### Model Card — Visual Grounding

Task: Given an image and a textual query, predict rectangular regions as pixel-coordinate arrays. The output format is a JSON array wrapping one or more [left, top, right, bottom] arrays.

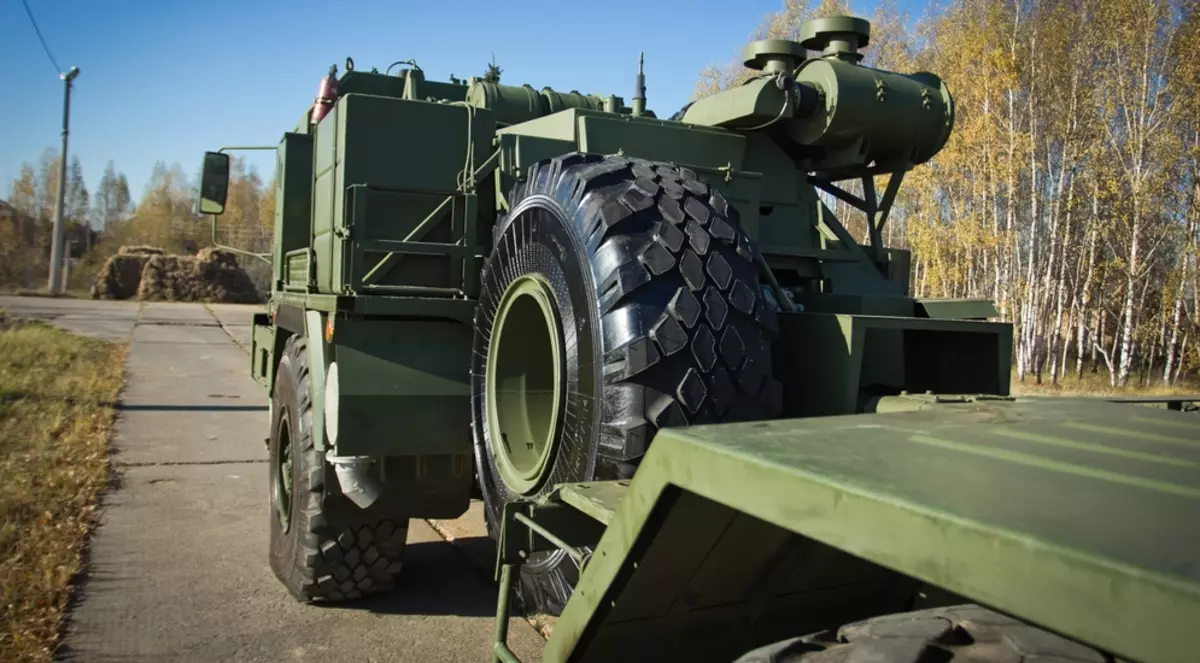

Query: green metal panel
[[250, 316, 275, 389], [774, 312, 1012, 417], [312, 103, 340, 292], [273, 132, 313, 288], [916, 298, 1000, 320], [497, 133, 577, 177], [323, 94, 495, 297], [545, 398, 1200, 663], [270, 291, 477, 322], [327, 317, 473, 456], [577, 111, 747, 172], [336, 69, 406, 99], [496, 109, 581, 142], [304, 310, 328, 452]]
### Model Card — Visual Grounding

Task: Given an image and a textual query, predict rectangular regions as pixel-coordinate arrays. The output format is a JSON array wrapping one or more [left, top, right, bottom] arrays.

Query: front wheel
[[268, 335, 409, 602], [469, 153, 783, 616]]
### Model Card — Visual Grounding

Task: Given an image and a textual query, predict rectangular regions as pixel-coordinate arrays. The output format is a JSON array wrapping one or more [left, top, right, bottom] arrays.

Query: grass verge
[[1010, 366, 1200, 397], [0, 310, 126, 663]]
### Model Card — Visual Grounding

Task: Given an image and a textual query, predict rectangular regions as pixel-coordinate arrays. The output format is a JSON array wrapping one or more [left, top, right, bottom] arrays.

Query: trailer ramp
[[494, 397, 1200, 663]]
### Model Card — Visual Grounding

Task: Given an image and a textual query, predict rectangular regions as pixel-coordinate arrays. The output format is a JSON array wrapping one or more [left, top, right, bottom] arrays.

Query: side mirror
[[198, 151, 230, 215]]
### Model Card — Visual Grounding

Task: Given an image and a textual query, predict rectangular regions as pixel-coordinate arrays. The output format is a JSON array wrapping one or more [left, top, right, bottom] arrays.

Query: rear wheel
[[470, 153, 783, 616], [268, 335, 409, 602], [734, 604, 1118, 663]]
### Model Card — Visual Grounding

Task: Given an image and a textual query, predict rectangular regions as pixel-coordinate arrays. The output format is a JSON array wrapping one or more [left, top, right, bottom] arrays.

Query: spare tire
[[469, 152, 783, 616]]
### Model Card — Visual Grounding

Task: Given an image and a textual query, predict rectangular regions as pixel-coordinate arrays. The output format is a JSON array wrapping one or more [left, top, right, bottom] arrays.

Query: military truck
[[197, 16, 1199, 662]]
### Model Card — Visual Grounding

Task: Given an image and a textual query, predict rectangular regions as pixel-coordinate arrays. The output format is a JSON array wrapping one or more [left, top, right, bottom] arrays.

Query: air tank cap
[[799, 16, 871, 62], [742, 39, 808, 75]]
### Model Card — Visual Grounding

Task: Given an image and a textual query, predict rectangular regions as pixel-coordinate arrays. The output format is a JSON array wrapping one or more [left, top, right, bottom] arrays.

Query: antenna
[[632, 52, 646, 117], [484, 53, 502, 83]]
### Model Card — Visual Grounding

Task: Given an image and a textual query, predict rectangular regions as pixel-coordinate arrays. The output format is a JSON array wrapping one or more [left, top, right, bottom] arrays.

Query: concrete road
[[0, 296, 545, 662]]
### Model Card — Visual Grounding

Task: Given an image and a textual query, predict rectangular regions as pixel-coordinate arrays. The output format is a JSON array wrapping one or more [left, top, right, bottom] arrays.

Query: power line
[[19, 0, 63, 74]]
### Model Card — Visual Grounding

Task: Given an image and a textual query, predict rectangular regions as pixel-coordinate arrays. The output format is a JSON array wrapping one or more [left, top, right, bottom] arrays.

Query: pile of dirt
[[90, 245, 262, 304], [117, 246, 165, 256], [91, 252, 157, 300]]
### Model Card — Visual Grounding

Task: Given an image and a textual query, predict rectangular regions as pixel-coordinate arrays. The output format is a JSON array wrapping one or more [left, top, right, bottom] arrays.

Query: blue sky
[[3, 0, 896, 217]]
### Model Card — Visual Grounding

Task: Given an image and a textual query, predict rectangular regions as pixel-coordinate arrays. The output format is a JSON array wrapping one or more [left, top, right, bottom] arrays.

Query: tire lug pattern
[[703, 286, 728, 330], [661, 180, 686, 200], [676, 368, 708, 414], [709, 366, 736, 416], [684, 197, 711, 226], [639, 241, 676, 276], [620, 187, 654, 212], [691, 325, 718, 372], [685, 220, 711, 255], [733, 604, 1115, 663], [631, 163, 656, 181], [633, 177, 661, 198], [680, 250, 706, 291], [650, 314, 688, 357], [655, 221, 685, 253], [658, 197, 685, 225], [649, 396, 688, 428], [710, 215, 736, 244], [707, 252, 733, 291], [668, 288, 701, 329], [729, 280, 757, 315], [471, 152, 784, 618], [737, 354, 768, 397], [719, 327, 746, 370]]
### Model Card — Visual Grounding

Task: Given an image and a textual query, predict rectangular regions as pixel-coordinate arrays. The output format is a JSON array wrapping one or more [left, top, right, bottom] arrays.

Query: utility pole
[[47, 65, 80, 294]]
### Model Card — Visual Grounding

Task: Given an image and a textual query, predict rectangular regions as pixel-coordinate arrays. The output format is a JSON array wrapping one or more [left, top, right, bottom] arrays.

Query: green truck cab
[[197, 16, 1200, 662]]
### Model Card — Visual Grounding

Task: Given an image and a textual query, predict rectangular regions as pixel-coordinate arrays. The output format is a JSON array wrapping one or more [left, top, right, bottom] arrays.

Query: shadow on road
[[115, 404, 268, 412], [321, 537, 503, 618]]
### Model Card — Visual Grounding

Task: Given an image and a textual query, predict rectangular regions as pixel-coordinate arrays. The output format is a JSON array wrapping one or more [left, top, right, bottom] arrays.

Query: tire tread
[[733, 604, 1117, 663]]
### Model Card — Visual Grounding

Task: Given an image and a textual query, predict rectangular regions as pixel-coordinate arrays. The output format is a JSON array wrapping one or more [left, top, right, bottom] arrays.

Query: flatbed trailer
[[495, 396, 1200, 663]]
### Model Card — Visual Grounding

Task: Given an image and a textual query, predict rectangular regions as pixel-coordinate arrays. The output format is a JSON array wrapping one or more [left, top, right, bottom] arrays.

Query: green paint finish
[[304, 310, 328, 452], [309, 93, 495, 298], [485, 275, 563, 495], [555, 482, 629, 527], [272, 132, 313, 289], [327, 317, 472, 456], [774, 312, 1012, 417], [916, 298, 1000, 320], [577, 112, 747, 173], [250, 317, 275, 389], [544, 398, 1200, 663]]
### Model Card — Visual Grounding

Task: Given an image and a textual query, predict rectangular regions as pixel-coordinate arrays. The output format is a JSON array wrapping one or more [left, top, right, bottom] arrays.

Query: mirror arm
[[208, 146, 277, 263]]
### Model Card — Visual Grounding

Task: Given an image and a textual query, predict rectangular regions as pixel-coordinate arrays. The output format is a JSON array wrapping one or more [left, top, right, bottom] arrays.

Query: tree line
[[2, 151, 275, 292], [696, 0, 1200, 388]]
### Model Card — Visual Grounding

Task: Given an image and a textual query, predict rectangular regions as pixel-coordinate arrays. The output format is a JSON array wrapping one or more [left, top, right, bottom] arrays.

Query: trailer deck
[[496, 397, 1200, 663]]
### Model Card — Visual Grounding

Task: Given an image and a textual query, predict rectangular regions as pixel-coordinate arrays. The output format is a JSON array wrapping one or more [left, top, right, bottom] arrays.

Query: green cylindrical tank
[[466, 80, 610, 125], [788, 58, 954, 173], [466, 81, 546, 125], [540, 88, 605, 115]]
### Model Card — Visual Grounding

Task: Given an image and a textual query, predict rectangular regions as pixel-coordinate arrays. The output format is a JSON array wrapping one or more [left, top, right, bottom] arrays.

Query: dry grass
[[1010, 367, 1200, 398], [0, 290, 87, 300], [0, 311, 126, 663]]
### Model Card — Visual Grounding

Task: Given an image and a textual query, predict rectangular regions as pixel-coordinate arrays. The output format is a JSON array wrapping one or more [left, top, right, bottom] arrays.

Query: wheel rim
[[274, 413, 293, 531], [485, 274, 564, 495]]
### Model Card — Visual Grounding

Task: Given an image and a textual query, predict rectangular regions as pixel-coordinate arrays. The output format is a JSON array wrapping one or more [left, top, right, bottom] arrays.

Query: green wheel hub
[[485, 275, 564, 495], [274, 413, 293, 531]]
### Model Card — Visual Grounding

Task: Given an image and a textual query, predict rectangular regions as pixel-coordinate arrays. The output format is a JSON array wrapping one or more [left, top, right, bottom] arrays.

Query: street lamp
[[47, 65, 80, 294]]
